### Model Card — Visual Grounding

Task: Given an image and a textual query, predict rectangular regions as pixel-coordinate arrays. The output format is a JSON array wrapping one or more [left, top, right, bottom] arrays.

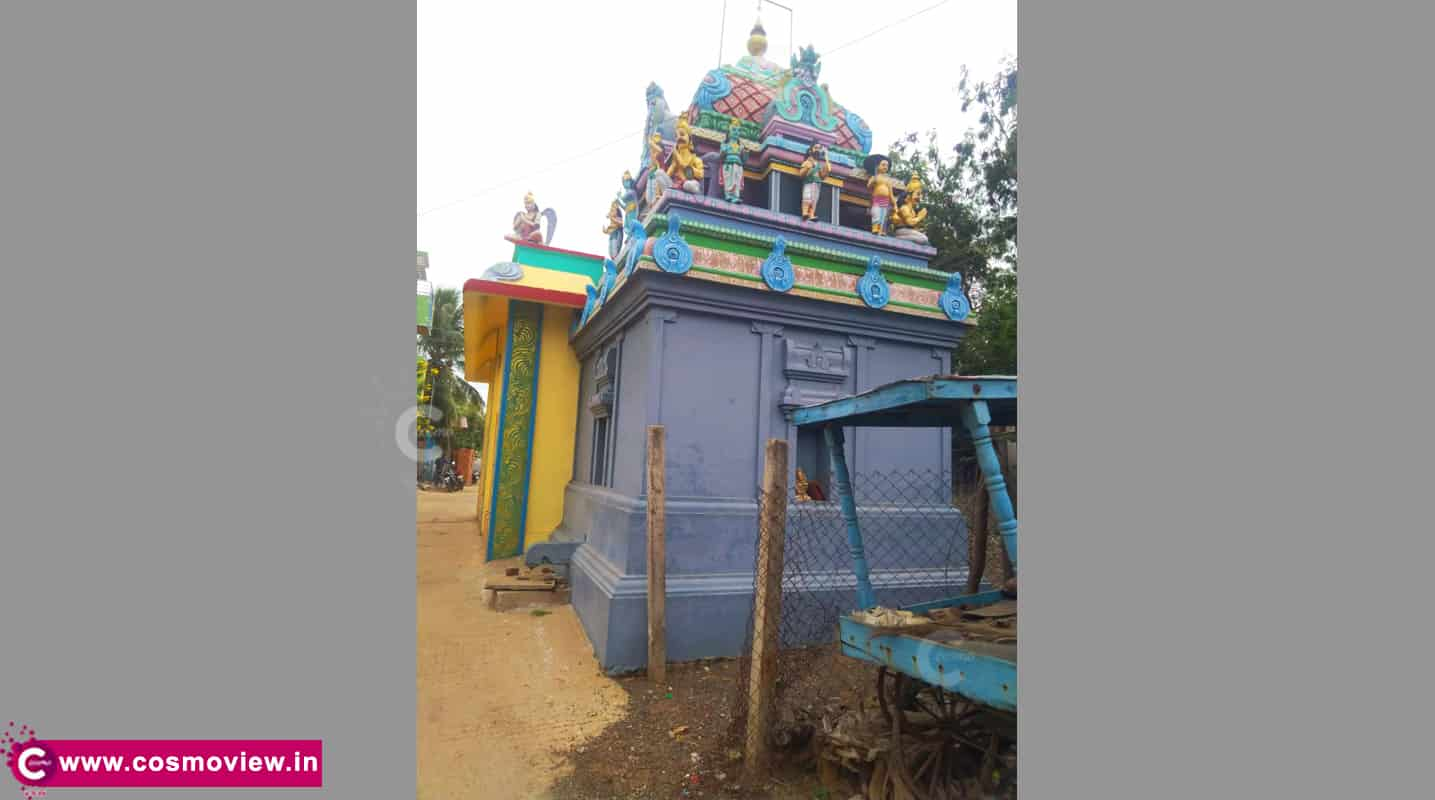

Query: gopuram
[[463, 21, 974, 672]]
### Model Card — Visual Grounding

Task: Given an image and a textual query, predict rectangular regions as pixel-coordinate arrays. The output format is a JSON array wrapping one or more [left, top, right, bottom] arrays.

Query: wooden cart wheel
[[876, 667, 903, 723], [887, 674, 1015, 799]]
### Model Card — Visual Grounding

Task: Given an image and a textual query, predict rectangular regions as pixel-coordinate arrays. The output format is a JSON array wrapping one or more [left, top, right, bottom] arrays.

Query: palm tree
[[418, 287, 484, 458]]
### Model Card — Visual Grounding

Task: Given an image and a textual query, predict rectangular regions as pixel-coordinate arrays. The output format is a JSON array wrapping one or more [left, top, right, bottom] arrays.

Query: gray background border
[[1, 2, 414, 798], [1022, 1, 1431, 796], [3, 1, 1432, 798]]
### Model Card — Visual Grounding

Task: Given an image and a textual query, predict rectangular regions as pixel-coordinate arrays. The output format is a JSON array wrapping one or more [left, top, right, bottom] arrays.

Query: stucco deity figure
[[864, 157, 900, 235], [512, 192, 555, 244], [798, 142, 832, 222], [646, 133, 672, 208], [891, 174, 930, 243], [645, 83, 679, 141], [720, 118, 745, 203], [667, 117, 704, 194], [603, 199, 624, 260], [620, 171, 638, 219]]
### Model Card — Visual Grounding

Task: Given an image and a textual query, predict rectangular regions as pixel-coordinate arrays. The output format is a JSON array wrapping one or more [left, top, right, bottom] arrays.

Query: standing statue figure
[[720, 118, 745, 203], [645, 84, 679, 139], [645, 133, 672, 208], [798, 142, 832, 222], [891, 174, 931, 243], [864, 156, 900, 235], [603, 199, 624, 261], [667, 117, 704, 194], [513, 191, 557, 244], [641, 82, 680, 166], [620, 171, 638, 219]]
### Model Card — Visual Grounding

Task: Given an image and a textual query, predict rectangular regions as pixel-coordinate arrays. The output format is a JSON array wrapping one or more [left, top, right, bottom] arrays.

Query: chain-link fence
[[726, 459, 1014, 784]]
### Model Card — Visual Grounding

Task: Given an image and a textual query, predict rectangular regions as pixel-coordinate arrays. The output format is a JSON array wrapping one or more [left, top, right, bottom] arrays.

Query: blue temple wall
[[546, 268, 968, 672]]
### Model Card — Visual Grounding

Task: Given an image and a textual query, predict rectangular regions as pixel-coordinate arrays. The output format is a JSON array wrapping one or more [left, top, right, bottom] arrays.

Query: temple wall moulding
[[589, 344, 620, 418], [783, 338, 848, 384]]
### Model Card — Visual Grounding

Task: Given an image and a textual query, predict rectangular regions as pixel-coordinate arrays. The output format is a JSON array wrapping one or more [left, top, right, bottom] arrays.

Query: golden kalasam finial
[[747, 19, 768, 57]]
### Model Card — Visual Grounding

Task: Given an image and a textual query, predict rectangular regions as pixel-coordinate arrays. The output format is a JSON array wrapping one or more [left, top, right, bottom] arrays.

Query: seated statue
[[513, 192, 546, 244], [891, 174, 930, 243], [667, 117, 704, 194]]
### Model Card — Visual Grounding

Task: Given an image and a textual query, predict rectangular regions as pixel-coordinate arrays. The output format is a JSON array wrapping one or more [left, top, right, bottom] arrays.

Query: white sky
[[418, 0, 1016, 397]]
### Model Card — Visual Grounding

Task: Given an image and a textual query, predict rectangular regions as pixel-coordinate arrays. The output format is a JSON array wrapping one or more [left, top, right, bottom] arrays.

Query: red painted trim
[[464, 279, 585, 308]]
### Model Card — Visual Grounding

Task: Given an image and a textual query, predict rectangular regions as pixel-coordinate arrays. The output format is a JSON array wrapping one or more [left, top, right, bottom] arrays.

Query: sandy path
[[418, 484, 627, 800]]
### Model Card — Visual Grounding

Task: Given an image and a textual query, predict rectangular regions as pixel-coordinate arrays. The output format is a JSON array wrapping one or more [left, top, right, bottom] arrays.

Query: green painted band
[[513, 245, 605, 281], [685, 265, 940, 315], [647, 213, 947, 286]]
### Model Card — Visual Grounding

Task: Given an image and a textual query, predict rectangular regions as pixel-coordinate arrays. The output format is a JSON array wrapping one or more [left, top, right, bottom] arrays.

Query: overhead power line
[[417, 127, 643, 218], [827, 0, 953, 55], [418, 0, 956, 219]]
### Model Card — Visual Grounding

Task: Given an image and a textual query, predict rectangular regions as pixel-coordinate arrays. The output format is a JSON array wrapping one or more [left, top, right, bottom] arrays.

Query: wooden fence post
[[647, 425, 667, 684], [966, 476, 991, 594], [745, 438, 789, 779]]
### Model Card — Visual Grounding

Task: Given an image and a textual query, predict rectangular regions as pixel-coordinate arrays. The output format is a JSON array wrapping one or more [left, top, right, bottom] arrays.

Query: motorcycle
[[435, 458, 464, 492]]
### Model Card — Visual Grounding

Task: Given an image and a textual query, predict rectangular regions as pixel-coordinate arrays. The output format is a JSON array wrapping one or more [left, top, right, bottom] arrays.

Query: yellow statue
[[892, 174, 928, 229], [795, 468, 811, 502], [603, 199, 623, 235], [865, 159, 901, 235], [666, 117, 705, 193], [603, 199, 624, 261]]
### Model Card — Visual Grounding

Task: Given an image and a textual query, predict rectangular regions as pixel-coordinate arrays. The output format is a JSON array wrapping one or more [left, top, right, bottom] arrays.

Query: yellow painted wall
[[475, 320, 507, 527], [465, 292, 580, 552], [523, 306, 580, 547]]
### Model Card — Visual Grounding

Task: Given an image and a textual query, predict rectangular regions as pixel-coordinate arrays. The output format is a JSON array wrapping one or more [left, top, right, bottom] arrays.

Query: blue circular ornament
[[761, 236, 795, 293]]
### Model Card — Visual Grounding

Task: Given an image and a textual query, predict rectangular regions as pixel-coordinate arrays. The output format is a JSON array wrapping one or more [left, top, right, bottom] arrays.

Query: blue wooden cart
[[792, 375, 1017, 799]]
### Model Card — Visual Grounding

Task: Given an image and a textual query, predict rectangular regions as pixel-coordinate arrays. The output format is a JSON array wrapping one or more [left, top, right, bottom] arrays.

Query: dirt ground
[[418, 483, 841, 800], [418, 483, 630, 800]]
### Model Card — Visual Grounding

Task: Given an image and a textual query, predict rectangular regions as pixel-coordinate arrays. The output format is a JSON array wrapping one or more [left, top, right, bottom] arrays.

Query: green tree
[[418, 286, 484, 455], [886, 58, 1016, 374]]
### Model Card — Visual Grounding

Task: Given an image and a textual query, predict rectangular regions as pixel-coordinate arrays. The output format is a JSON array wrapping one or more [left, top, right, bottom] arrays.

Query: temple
[[463, 22, 974, 672]]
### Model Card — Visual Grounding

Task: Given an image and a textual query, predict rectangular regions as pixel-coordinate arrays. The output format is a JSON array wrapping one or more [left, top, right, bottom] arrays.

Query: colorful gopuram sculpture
[[603, 199, 624, 261], [891, 173, 930, 243], [720, 117, 745, 203], [619, 171, 638, 219], [512, 192, 556, 245], [798, 142, 831, 221], [864, 156, 900, 235], [645, 133, 670, 208], [666, 117, 704, 194]]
